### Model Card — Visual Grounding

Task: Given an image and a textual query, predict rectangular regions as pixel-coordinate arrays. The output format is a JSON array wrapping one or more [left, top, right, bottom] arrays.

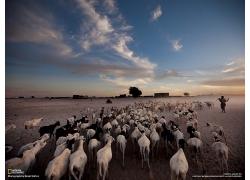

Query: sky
[[4, 0, 245, 98]]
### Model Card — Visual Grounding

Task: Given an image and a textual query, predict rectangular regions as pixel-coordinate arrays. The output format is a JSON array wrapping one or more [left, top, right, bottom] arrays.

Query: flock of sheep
[[5, 100, 229, 180]]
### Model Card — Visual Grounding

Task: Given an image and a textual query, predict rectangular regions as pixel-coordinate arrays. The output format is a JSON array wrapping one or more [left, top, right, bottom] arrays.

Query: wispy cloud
[[5, 2, 73, 57], [155, 70, 182, 80], [150, 5, 162, 21], [202, 78, 245, 86], [75, 0, 157, 85], [198, 57, 245, 88], [6, 0, 157, 87], [103, 0, 118, 14], [195, 70, 206, 75], [100, 74, 152, 86], [226, 61, 235, 66], [170, 39, 183, 51]]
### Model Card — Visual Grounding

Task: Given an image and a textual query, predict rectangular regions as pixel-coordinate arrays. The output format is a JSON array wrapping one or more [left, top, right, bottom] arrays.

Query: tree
[[184, 92, 190, 96], [129, 87, 142, 98]]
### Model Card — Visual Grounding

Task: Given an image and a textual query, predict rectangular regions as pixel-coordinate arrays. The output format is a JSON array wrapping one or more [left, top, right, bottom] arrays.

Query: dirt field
[[5, 95, 245, 180]]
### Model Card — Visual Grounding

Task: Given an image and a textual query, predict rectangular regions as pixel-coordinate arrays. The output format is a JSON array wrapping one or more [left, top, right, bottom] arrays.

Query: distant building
[[154, 93, 169, 98], [73, 95, 88, 99]]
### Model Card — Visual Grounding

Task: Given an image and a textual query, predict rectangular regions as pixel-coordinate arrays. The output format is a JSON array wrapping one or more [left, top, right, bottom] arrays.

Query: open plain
[[5, 95, 245, 180]]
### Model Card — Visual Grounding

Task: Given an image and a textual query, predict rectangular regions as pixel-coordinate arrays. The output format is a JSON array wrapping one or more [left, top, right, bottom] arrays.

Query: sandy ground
[[5, 95, 245, 180]]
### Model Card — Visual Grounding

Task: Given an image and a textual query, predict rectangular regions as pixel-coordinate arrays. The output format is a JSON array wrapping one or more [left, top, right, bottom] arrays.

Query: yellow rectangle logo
[[8, 169, 12, 174]]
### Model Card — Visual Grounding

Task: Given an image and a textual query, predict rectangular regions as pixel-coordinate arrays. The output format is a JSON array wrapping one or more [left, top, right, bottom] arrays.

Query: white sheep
[[97, 136, 115, 180], [207, 122, 226, 143], [129, 119, 135, 129], [102, 129, 111, 147], [138, 130, 150, 169], [102, 122, 112, 134], [173, 129, 184, 149], [187, 137, 206, 173], [68, 136, 87, 180], [86, 129, 96, 142], [6, 140, 47, 174], [111, 119, 118, 129], [211, 136, 229, 173], [114, 125, 121, 139], [80, 122, 92, 135], [186, 118, 198, 130], [45, 148, 71, 180], [5, 124, 16, 133], [116, 128, 128, 167], [56, 133, 74, 146], [131, 127, 142, 151], [18, 118, 44, 139], [149, 124, 160, 161], [169, 148, 189, 180], [16, 133, 49, 157], [54, 133, 79, 157], [67, 116, 76, 124], [172, 112, 180, 122], [88, 138, 101, 168]]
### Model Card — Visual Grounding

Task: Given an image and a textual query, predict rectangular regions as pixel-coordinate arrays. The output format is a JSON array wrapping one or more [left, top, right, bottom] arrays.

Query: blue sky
[[5, 0, 245, 98]]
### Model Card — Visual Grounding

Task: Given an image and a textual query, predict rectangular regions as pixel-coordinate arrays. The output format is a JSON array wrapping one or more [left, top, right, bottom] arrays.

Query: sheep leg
[[97, 162, 99, 180], [102, 164, 108, 180], [116, 142, 119, 160], [171, 169, 177, 180], [49, 138, 54, 151], [221, 158, 224, 173], [69, 166, 78, 180], [94, 146, 98, 169], [218, 158, 222, 173], [165, 140, 169, 157], [156, 140, 159, 155], [122, 145, 126, 168], [17, 129, 27, 140], [224, 158, 228, 173], [79, 168, 84, 180], [140, 147, 144, 168], [180, 172, 186, 180], [88, 151, 91, 172], [146, 148, 150, 169]]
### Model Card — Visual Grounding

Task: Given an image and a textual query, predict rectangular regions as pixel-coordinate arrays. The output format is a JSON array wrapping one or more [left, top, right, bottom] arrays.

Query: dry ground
[[5, 95, 245, 180]]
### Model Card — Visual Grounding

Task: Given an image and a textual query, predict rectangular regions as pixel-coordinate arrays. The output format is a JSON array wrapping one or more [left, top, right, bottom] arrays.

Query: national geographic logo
[[7, 169, 24, 175]]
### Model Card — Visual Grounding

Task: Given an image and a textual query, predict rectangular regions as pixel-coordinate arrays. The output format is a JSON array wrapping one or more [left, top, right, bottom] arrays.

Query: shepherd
[[217, 96, 229, 113]]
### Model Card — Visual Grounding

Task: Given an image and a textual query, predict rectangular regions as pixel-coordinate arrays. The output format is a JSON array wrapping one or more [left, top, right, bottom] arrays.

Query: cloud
[[187, 80, 194, 82], [119, 25, 133, 31], [150, 5, 162, 21], [103, 0, 118, 14], [195, 70, 206, 75], [100, 74, 152, 87], [6, 0, 157, 88], [170, 39, 183, 51], [155, 70, 182, 80], [202, 78, 245, 86], [222, 63, 244, 74], [5, 2, 73, 57], [76, 0, 157, 77], [112, 35, 157, 71], [226, 61, 235, 66]]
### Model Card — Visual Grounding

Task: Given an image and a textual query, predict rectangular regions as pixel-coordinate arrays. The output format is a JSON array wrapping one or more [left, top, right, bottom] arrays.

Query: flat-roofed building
[[154, 93, 169, 98]]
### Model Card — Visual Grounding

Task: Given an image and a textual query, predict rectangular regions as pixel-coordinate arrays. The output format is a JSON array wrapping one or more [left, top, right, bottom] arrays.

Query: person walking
[[217, 96, 229, 113]]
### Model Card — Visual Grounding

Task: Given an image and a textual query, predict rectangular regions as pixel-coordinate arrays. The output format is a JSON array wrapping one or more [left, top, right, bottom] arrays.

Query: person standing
[[217, 96, 229, 113]]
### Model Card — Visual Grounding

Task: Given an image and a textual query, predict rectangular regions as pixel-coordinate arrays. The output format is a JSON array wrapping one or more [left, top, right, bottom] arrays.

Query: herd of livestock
[[5, 100, 229, 180]]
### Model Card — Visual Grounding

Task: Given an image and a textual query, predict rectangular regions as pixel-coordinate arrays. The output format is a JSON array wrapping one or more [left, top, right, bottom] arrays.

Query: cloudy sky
[[5, 0, 245, 98]]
